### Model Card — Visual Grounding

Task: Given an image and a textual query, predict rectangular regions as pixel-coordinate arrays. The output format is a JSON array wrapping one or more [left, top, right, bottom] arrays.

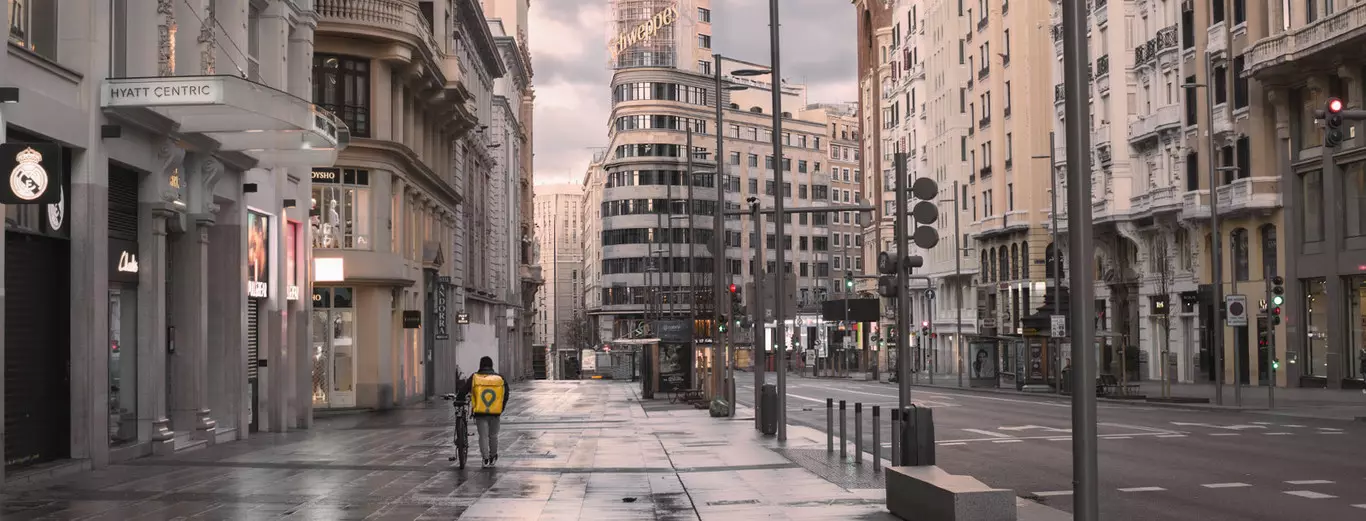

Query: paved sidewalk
[[0, 381, 908, 520]]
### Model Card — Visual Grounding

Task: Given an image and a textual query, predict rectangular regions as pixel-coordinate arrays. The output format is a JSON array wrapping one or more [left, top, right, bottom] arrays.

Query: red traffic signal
[[728, 283, 738, 293], [1329, 97, 1344, 113]]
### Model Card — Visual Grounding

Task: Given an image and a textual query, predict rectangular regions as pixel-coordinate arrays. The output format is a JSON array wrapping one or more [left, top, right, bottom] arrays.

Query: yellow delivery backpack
[[471, 373, 506, 415]]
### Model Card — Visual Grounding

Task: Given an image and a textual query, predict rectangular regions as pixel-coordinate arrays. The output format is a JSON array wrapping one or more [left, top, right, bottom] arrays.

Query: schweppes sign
[[612, 3, 679, 58]]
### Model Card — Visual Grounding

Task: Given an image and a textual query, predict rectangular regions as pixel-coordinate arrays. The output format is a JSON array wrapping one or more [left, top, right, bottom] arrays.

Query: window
[[613, 83, 708, 105], [698, 7, 710, 22], [1007, 183, 1014, 210], [1184, 75, 1198, 126], [110, 0, 128, 77], [247, 5, 261, 80], [729, 151, 741, 165], [8, 0, 58, 60], [699, 60, 712, 75], [1213, 0, 1225, 23], [1186, 151, 1200, 191], [1303, 170, 1325, 243], [1234, 0, 1247, 24], [311, 168, 373, 250], [698, 34, 712, 49], [748, 153, 759, 167], [1230, 228, 1250, 281], [1235, 136, 1251, 179], [1305, 278, 1327, 376], [1260, 224, 1278, 277], [313, 54, 372, 138], [1306, 0, 1318, 23], [1213, 66, 1228, 105], [1004, 81, 1012, 114], [1345, 161, 1366, 237]]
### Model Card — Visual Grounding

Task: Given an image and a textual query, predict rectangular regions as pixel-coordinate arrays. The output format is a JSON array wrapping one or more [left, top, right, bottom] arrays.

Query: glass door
[[311, 287, 356, 408]]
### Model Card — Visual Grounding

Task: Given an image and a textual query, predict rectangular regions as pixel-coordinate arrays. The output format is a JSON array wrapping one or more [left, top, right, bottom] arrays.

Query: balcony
[[1245, 1, 1366, 77], [1096, 144, 1112, 166], [1215, 176, 1282, 213], [980, 116, 991, 128], [1181, 190, 1211, 220], [1054, 83, 1066, 105], [1212, 103, 1233, 136], [316, 0, 445, 69], [979, 66, 990, 80], [1094, 0, 1108, 26], [1129, 185, 1181, 215], [978, 16, 988, 31], [1095, 55, 1111, 93], [1053, 24, 1065, 56], [1207, 21, 1228, 56], [1134, 26, 1179, 68], [1127, 104, 1182, 144]]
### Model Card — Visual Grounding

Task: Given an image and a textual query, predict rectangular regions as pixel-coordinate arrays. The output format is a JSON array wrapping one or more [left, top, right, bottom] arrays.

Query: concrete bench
[[886, 465, 1018, 521]]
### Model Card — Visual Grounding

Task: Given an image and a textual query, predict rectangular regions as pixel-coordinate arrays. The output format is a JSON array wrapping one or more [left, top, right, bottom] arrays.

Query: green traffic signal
[[1271, 295, 1284, 306], [1272, 359, 1280, 371]]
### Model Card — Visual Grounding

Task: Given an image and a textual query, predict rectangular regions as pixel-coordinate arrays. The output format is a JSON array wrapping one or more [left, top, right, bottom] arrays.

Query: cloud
[[529, 0, 857, 186]]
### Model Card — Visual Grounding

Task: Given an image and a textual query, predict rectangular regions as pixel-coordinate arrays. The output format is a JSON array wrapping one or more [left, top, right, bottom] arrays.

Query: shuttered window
[[247, 299, 260, 380]]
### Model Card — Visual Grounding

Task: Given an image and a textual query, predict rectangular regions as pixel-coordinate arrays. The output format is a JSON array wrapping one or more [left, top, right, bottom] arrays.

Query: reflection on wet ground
[[1, 381, 895, 520]]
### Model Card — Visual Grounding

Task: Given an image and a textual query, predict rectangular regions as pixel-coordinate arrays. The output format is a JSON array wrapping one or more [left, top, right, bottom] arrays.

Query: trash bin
[[760, 384, 778, 435]]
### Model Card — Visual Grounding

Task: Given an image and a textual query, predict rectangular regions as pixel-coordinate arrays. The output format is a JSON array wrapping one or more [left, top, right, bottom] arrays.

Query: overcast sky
[[528, 0, 857, 186]]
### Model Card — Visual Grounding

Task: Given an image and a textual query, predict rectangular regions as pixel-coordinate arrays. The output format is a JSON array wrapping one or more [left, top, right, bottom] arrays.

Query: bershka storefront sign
[[102, 79, 225, 107], [0, 143, 64, 204], [247, 210, 271, 298]]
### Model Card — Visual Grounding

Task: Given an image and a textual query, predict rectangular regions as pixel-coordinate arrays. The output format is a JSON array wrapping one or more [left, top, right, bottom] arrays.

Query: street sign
[[1225, 294, 1248, 327], [1050, 315, 1066, 338]]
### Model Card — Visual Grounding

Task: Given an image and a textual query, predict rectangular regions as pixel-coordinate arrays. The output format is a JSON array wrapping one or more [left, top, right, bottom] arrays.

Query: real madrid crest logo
[[47, 186, 64, 231], [10, 147, 48, 201]]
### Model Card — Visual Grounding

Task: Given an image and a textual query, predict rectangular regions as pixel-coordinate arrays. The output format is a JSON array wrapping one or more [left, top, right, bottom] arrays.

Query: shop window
[[1346, 161, 1366, 238], [1350, 276, 1366, 381], [1304, 278, 1328, 377], [311, 168, 372, 249], [313, 54, 371, 138], [8, 0, 58, 60], [1302, 170, 1325, 243]]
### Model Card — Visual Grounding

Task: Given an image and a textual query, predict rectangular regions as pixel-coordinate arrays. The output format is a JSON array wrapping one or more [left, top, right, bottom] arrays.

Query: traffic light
[[920, 320, 931, 336], [1324, 97, 1345, 148], [877, 252, 899, 297], [844, 271, 855, 291], [1272, 358, 1280, 371], [718, 319, 728, 333], [1270, 275, 1284, 326], [910, 178, 941, 249]]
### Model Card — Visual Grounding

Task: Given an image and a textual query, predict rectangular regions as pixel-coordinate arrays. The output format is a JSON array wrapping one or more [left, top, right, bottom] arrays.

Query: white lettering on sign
[[102, 79, 225, 107], [117, 251, 139, 273], [248, 281, 269, 298], [611, 3, 679, 59], [287, 286, 300, 301]]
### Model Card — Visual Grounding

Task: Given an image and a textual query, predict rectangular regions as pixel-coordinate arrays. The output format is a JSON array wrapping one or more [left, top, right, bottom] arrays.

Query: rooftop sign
[[611, 3, 679, 59]]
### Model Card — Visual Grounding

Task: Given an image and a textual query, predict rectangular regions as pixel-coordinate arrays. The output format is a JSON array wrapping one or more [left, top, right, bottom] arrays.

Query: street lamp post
[[765, 0, 792, 442], [1182, 57, 1231, 407]]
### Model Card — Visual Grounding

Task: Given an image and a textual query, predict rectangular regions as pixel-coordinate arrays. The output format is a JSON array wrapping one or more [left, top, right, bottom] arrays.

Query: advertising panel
[[247, 210, 270, 298], [286, 221, 300, 300]]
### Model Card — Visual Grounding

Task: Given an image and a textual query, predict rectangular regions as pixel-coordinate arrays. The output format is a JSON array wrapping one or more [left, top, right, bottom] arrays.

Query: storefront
[[311, 287, 357, 408], [1347, 276, 1366, 387], [107, 164, 141, 447], [246, 209, 271, 431], [1, 133, 72, 470]]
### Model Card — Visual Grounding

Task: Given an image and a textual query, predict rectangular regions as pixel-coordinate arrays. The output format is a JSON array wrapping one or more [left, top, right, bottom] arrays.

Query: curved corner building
[[585, 0, 839, 373]]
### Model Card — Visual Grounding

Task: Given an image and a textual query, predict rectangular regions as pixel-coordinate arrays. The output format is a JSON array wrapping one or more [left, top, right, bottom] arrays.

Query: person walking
[[457, 356, 509, 468]]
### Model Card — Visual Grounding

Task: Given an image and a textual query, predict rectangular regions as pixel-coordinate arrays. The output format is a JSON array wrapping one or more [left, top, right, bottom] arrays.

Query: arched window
[[1010, 243, 1020, 280], [981, 250, 989, 281], [1045, 243, 1064, 278], [1021, 241, 1030, 280], [1231, 228, 1250, 281], [989, 248, 998, 282], [999, 247, 1009, 283], [1259, 224, 1277, 278]]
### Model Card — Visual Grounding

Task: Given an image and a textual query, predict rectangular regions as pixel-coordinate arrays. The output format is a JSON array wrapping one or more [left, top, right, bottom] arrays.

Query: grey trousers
[[475, 416, 501, 458]]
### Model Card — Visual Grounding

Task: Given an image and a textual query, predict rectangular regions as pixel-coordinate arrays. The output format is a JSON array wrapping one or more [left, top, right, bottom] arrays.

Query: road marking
[[992, 439, 1023, 444], [1102, 436, 1133, 440], [1118, 487, 1166, 493], [1034, 491, 1073, 497], [999, 425, 1070, 433], [1283, 490, 1337, 499], [1318, 427, 1343, 432], [933, 431, 1166, 443], [1352, 504, 1366, 509], [1171, 422, 1267, 430], [1319, 431, 1345, 435], [962, 428, 1014, 438], [939, 442, 966, 446], [1201, 483, 1252, 489], [1208, 433, 1241, 436], [1282, 424, 1306, 428], [1265, 432, 1294, 436], [1047, 437, 1071, 441], [1101, 422, 1179, 434], [1156, 434, 1187, 438], [1250, 421, 1275, 425], [1285, 480, 1334, 485]]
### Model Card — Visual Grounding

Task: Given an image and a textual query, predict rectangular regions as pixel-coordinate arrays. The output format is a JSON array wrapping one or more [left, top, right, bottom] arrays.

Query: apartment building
[[852, 0, 897, 372], [1244, 0, 1366, 389], [799, 102, 864, 293], [534, 183, 586, 378], [2, 0, 344, 478], [964, 0, 1055, 387]]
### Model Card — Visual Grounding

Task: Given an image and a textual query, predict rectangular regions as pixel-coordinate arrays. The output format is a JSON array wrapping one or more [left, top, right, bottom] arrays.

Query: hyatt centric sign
[[101, 79, 227, 107]]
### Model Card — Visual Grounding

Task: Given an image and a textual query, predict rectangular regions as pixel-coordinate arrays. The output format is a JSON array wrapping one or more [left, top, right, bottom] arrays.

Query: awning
[[101, 76, 349, 167]]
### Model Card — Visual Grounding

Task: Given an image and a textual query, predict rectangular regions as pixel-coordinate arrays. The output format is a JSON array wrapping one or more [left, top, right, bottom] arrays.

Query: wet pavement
[[1, 381, 900, 520]]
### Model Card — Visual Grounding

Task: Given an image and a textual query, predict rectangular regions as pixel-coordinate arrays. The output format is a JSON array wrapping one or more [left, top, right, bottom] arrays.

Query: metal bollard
[[826, 398, 834, 453], [872, 406, 882, 472], [854, 402, 864, 464], [890, 408, 900, 466], [839, 400, 848, 459]]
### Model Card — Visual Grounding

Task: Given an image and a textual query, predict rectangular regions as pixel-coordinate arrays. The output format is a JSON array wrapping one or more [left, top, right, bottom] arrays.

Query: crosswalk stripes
[[1030, 480, 1358, 506]]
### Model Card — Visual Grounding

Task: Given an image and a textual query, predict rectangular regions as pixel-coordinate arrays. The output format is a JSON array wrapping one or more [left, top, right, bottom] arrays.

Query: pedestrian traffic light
[[920, 320, 930, 336], [1272, 358, 1280, 371], [1270, 276, 1284, 326], [1324, 97, 1345, 148], [877, 252, 899, 297], [844, 271, 855, 291], [718, 319, 728, 333]]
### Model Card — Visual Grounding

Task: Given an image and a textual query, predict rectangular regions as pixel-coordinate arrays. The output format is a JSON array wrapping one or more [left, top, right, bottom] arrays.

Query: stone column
[[169, 216, 217, 439], [206, 202, 245, 436], [140, 209, 176, 454]]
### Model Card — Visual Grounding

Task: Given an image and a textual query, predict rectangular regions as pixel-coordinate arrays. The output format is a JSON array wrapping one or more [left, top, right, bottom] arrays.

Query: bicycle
[[441, 393, 471, 469]]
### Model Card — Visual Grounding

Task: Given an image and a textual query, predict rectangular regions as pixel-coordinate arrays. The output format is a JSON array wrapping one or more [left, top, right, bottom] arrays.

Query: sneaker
[[481, 458, 490, 468], [489, 455, 498, 467]]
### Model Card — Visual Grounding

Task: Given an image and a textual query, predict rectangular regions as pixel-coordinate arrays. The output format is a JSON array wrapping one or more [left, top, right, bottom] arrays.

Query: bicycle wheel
[[455, 415, 469, 469]]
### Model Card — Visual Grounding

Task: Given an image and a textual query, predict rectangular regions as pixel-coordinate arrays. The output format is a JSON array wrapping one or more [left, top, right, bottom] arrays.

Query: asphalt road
[[736, 373, 1366, 521]]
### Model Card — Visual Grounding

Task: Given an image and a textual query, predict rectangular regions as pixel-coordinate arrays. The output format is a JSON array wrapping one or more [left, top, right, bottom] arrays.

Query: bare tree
[[561, 312, 597, 352]]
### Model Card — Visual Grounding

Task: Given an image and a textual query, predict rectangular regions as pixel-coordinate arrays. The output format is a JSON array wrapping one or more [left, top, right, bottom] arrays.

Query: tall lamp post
[[1032, 132, 1062, 394], [713, 54, 766, 415], [764, 0, 792, 442]]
